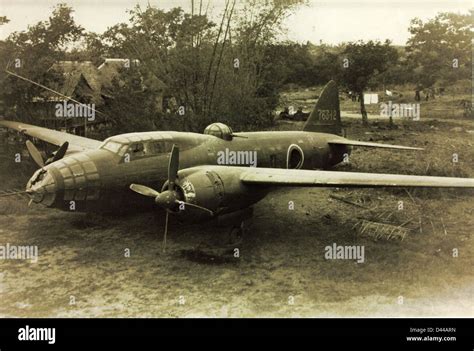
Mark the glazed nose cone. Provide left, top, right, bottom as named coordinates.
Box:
left=26, top=168, right=57, bottom=206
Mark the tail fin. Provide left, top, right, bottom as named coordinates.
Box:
left=303, top=80, right=342, bottom=135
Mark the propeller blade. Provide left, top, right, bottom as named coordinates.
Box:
left=0, top=191, right=27, bottom=197
left=168, top=144, right=179, bottom=189
left=179, top=201, right=214, bottom=216
left=163, top=211, right=169, bottom=253
left=26, top=140, right=44, bottom=168
left=129, top=184, right=160, bottom=198
left=51, top=141, right=69, bottom=163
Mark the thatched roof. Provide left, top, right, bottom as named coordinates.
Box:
left=48, top=61, right=102, bottom=104
left=45, top=59, right=167, bottom=105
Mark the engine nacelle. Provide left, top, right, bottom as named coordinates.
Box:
left=166, top=167, right=268, bottom=221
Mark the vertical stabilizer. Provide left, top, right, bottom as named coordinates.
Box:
left=303, top=80, right=342, bottom=135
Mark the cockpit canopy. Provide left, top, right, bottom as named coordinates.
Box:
left=203, top=123, right=234, bottom=141
left=99, top=132, right=175, bottom=161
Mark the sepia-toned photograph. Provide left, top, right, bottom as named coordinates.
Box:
left=0, top=0, right=472, bottom=327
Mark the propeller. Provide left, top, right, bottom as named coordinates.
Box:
left=129, top=144, right=214, bottom=252
left=26, top=140, right=45, bottom=168
left=26, top=140, right=69, bottom=168
left=168, top=145, right=179, bottom=189
left=127, top=184, right=160, bottom=198
left=48, top=141, right=69, bottom=164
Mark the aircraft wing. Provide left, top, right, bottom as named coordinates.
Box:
left=0, top=120, right=102, bottom=153
left=329, top=139, right=423, bottom=151
left=238, top=167, right=474, bottom=188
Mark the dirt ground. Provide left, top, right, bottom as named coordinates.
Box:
left=0, top=117, right=473, bottom=317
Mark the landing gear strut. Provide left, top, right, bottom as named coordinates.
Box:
left=181, top=208, right=253, bottom=262
left=184, top=221, right=246, bottom=263
left=227, top=221, right=245, bottom=246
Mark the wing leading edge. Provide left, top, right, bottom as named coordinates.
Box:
left=0, top=120, right=102, bottom=153
left=328, top=139, right=423, bottom=151
left=238, top=167, right=474, bottom=188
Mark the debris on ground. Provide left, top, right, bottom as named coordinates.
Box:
left=352, top=219, right=411, bottom=241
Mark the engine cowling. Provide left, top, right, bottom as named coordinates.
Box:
left=164, top=167, right=268, bottom=221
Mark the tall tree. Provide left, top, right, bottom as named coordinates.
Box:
left=93, top=1, right=303, bottom=132
left=406, top=11, right=472, bottom=88
left=339, top=40, right=398, bottom=125
left=1, top=4, right=84, bottom=121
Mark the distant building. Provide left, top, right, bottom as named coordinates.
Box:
left=30, top=61, right=105, bottom=136
left=47, top=61, right=103, bottom=104
left=28, top=59, right=167, bottom=137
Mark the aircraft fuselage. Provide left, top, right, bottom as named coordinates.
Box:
left=27, top=130, right=350, bottom=213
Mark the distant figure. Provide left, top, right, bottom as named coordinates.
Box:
left=279, top=107, right=290, bottom=120
left=461, top=100, right=471, bottom=118
left=415, top=85, right=421, bottom=101
left=293, top=107, right=308, bottom=121
left=423, top=88, right=430, bottom=101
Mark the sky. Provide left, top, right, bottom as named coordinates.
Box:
left=0, top=0, right=472, bottom=45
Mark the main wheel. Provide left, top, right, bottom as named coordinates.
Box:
left=228, top=223, right=244, bottom=246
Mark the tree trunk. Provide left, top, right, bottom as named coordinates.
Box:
left=360, top=92, right=368, bottom=126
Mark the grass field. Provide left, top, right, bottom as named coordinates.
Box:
left=0, top=107, right=473, bottom=317
left=278, top=81, right=471, bottom=120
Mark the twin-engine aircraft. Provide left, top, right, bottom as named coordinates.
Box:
left=1, top=81, right=473, bottom=246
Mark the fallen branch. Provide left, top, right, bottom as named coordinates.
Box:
left=330, top=194, right=368, bottom=209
